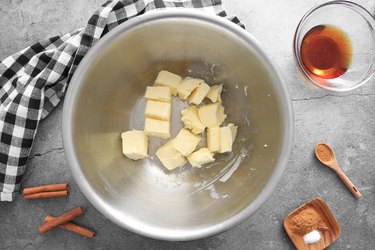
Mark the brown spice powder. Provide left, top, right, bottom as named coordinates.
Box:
left=289, top=208, right=321, bottom=235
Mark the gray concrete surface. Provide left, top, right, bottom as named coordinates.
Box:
left=1, top=0, right=375, bottom=249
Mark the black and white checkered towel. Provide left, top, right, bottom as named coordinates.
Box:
left=0, top=0, right=244, bottom=201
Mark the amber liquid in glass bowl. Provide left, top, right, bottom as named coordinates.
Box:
left=300, top=25, right=352, bottom=79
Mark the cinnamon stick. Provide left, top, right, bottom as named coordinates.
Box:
left=44, top=215, right=95, bottom=238
left=24, top=190, right=68, bottom=199
left=23, top=183, right=69, bottom=195
left=39, top=206, right=84, bottom=233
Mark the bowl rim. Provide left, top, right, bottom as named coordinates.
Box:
left=62, top=9, right=294, bottom=241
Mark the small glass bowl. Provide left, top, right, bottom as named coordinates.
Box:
left=293, top=1, right=375, bottom=91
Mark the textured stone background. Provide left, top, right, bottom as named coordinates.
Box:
left=1, top=0, right=375, bottom=249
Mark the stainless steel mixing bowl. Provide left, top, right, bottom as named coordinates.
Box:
left=62, top=10, right=293, bottom=241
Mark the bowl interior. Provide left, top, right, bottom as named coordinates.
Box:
left=65, top=12, right=291, bottom=240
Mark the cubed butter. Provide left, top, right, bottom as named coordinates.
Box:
left=189, top=82, right=210, bottom=105
left=181, top=105, right=206, bottom=134
left=187, top=148, right=215, bottom=168
left=145, top=86, right=171, bottom=103
left=156, top=140, right=186, bottom=170
left=173, top=128, right=201, bottom=156
left=219, top=126, right=233, bottom=153
left=154, top=70, right=182, bottom=96
left=198, top=102, right=227, bottom=128
left=121, top=130, right=148, bottom=160
left=145, top=100, right=171, bottom=121
left=144, top=118, right=170, bottom=139
left=206, top=84, right=223, bottom=102
left=207, top=127, right=220, bottom=152
left=177, top=77, right=202, bottom=100
left=217, top=104, right=227, bottom=126
left=227, top=123, right=238, bottom=143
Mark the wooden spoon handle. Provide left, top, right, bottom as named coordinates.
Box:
left=336, top=168, right=362, bottom=198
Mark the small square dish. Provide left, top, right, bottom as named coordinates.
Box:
left=284, top=198, right=341, bottom=250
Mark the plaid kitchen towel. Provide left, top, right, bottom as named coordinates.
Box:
left=0, top=0, right=244, bottom=201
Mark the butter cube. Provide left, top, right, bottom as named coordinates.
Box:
left=145, top=100, right=171, bottom=121
left=177, top=77, right=202, bottom=100
left=173, top=128, right=201, bottom=156
left=189, top=82, right=210, bottom=105
left=156, top=140, right=186, bottom=170
left=154, top=70, right=182, bottom=96
left=227, top=123, right=238, bottom=143
left=144, top=118, right=170, bottom=139
left=219, top=126, right=233, bottom=153
left=121, top=130, right=148, bottom=160
left=181, top=105, right=206, bottom=134
left=206, top=84, right=223, bottom=102
left=207, top=127, right=220, bottom=152
left=217, top=104, right=227, bottom=126
left=145, top=86, right=171, bottom=103
left=208, top=124, right=238, bottom=153
left=198, top=102, right=227, bottom=128
left=188, top=148, right=215, bottom=168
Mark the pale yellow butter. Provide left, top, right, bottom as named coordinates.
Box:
left=206, top=84, right=223, bottom=102
left=189, top=82, right=210, bottom=105
left=217, top=104, right=227, bottom=126
left=198, top=102, right=227, bottom=128
left=181, top=105, right=206, bottom=134
left=219, top=123, right=238, bottom=153
left=173, top=128, right=201, bottom=156
left=121, top=130, right=148, bottom=160
left=144, top=118, right=170, bottom=139
left=154, top=70, right=182, bottom=96
left=177, top=77, right=202, bottom=100
left=208, top=124, right=238, bottom=153
left=156, top=140, right=186, bottom=170
left=207, top=127, right=220, bottom=152
left=227, top=123, right=238, bottom=143
left=187, top=148, right=215, bottom=168
left=219, top=126, right=233, bottom=153
left=145, top=100, right=171, bottom=121
left=145, top=86, right=171, bottom=103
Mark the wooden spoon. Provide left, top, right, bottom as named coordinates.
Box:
left=315, top=143, right=361, bottom=198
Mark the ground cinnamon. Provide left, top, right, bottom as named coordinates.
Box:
left=289, top=208, right=321, bottom=235
left=44, top=215, right=95, bottom=238
left=39, top=206, right=84, bottom=233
